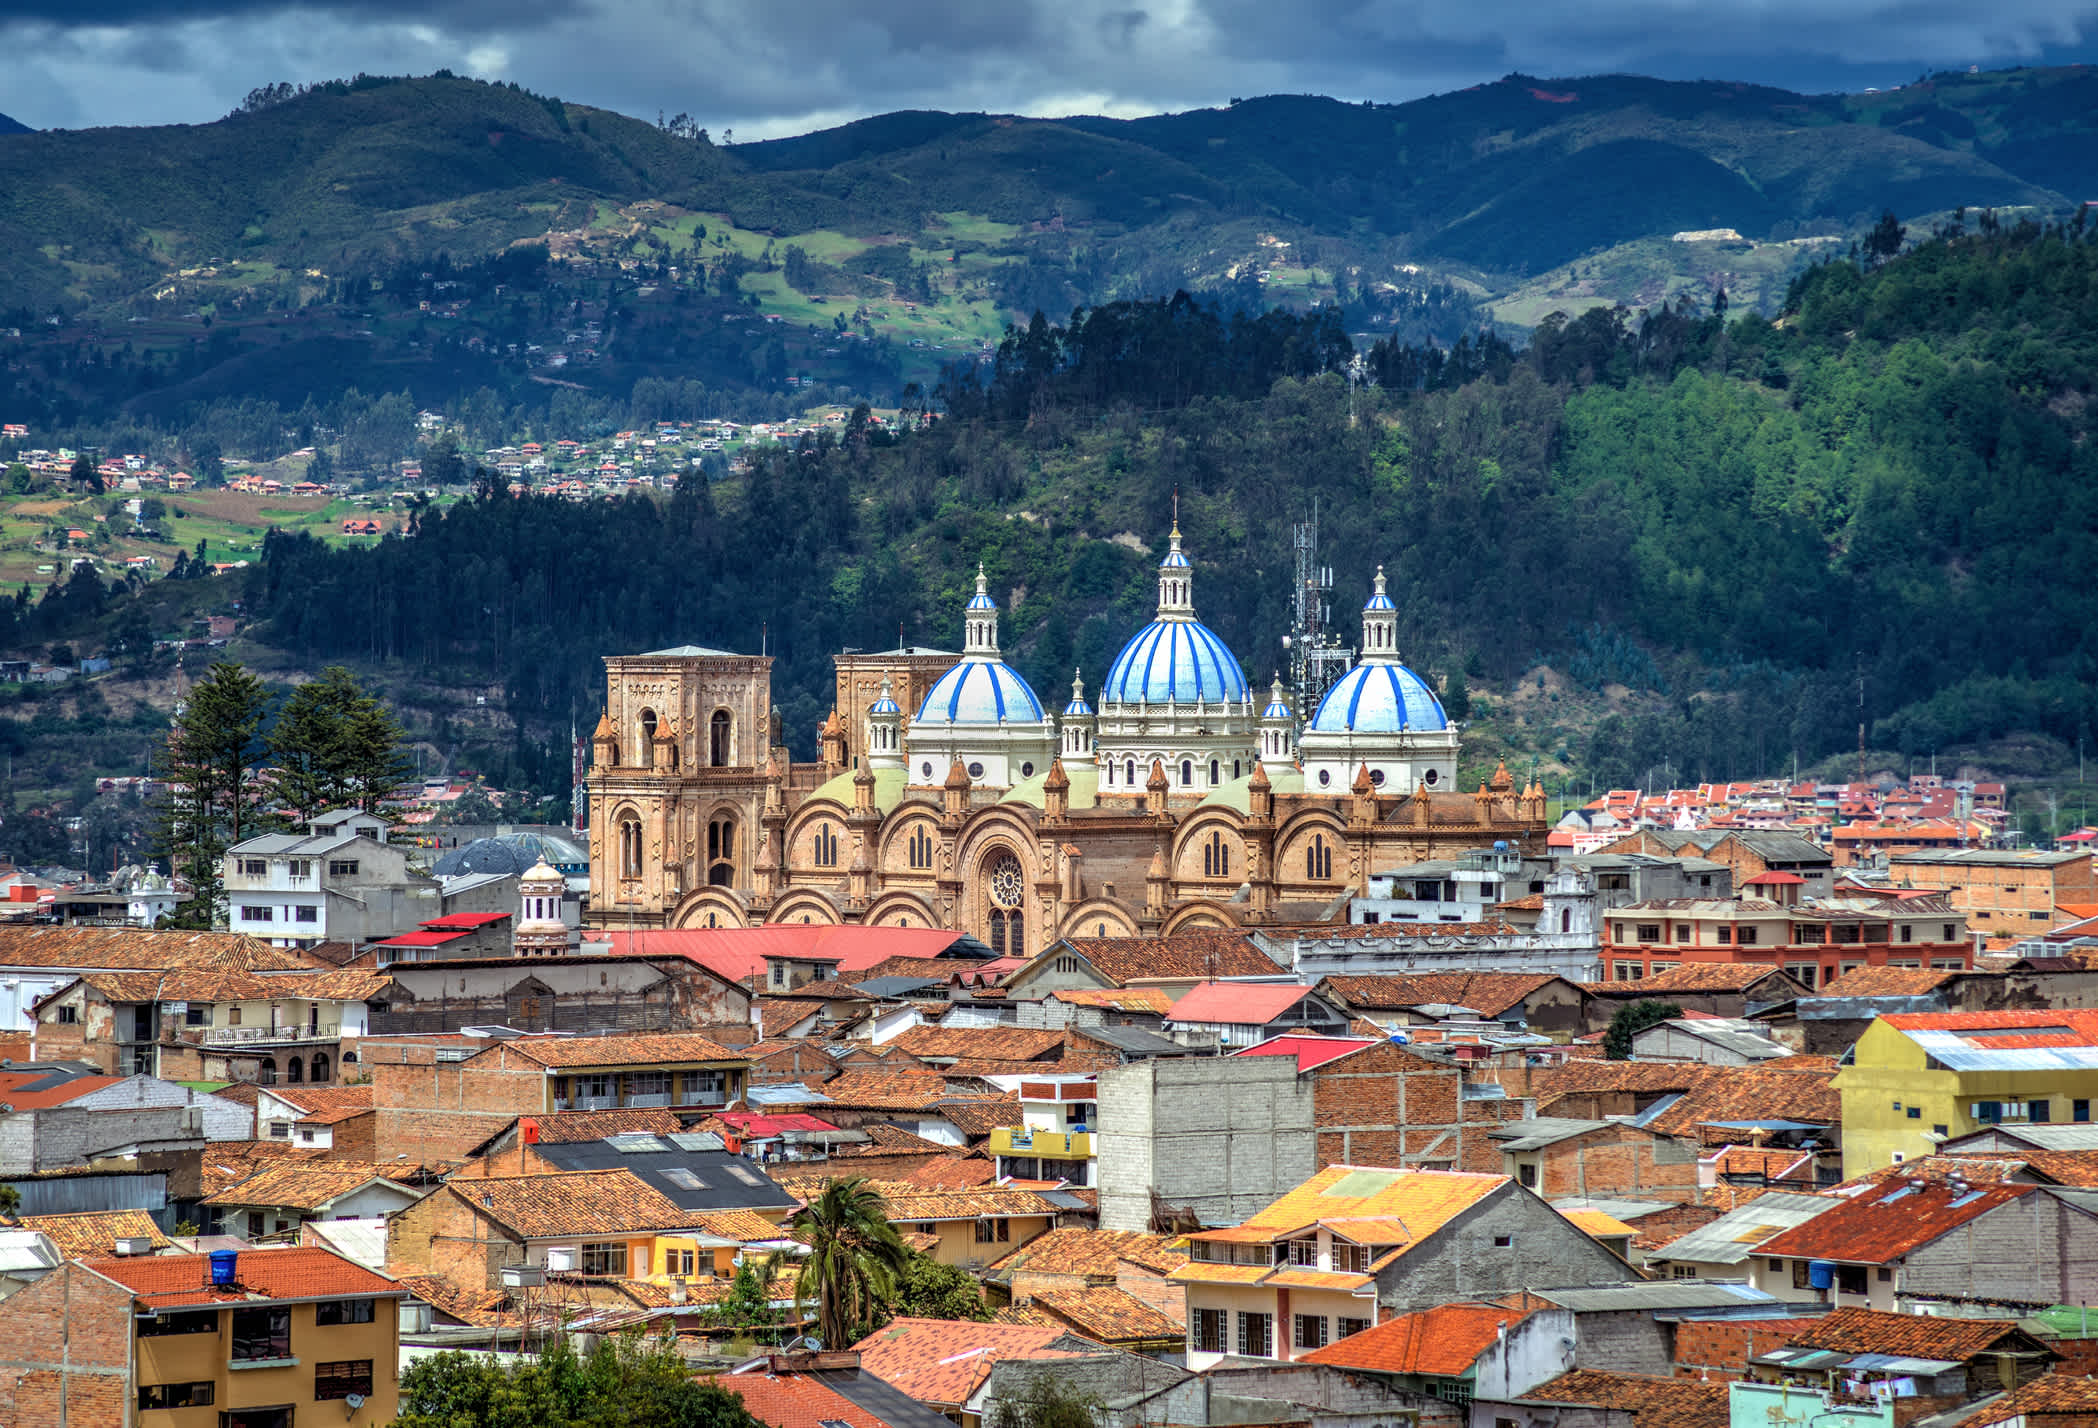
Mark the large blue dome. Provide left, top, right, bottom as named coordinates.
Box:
left=915, top=659, right=1047, bottom=725
left=1102, top=620, right=1250, bottom=705
left=1309, top=662, right=1448, bottom=733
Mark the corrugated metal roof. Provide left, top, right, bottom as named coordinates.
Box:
left=1532, top=1280, right=1779, bottom=1312
left=1647, top=1193, right=1840, bottom=1265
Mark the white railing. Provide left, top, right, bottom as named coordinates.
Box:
left=194, top=1024, right=339, bottom=1045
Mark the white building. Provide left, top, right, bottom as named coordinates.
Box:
left=223, top=810, right=439, bottom=948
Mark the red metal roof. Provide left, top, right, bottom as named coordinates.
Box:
left=595, top=926, right=973, bottom=985
left=371, top=929, right=471, bottom=948
left=422, top=912, right=510, bottom=929
left=715, top=1111, right=844, bottom=1137
left=1167, top=980, right=1316, bottom=1025
left=1231, top=1034, right=1381, bottom=1071
left=1744, top=872, right=1806, bottom=885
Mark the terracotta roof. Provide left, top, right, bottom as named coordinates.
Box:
left=875, top=1185, right=1064, bottom=1223
left=1967, top=1374, right=2098, bottom=1428
left=494, top=1032, right=747, bottom=1069
left=20, top=1209, right=172, bottom=1257
left=82, top=1246, right=402, bottom=1307
left=1048, top=987, right=1173, bottom=1014
left=1783, top=1307, right=2043, bottom=1360
left=453, top=1169, right=706, bottom=1239
left=1756, top=1179, right=2036, bottom=1263
left=1533, top=1061, right=1711, bottom=1099
left=887, top=1027, right=1075, bottom=1063
left=992, top=1303, right=1058, bottom=1327
left=985, top=1227, right=1188, bottom=1280
left=1814, top=966, right=1963, bottom=998
left=1592, top=964, right=1805, bottom=994
left=1516, top=1370, right=1730, bottom=1428
left=801, top=1070, right=953, bottom=1111
left=928, top=1095, right=1022, bottom=1137
left=1302, top=1301, right=1530, bottom=1375
left=849, top=1317, right=1090, bottom=1407
left=0, top=1069, right=122, bottom=1109
left=855, top=1124, right=952, bottom=1153
left=940, top=1054, right=1118, bottom=1080
left=1834, top=1155, right=2043, bottom=1191
left=513, top=1108, right=686, bottom=1144
left=1027, top=1285, right=1182, bottom=1341
left=691, top=1208, right=792, bottom=1243
left=1560, top=1208, right=1638, bottom=1240
left=718, top=1372, right=893, bottom=1428
left=199, top=1161, right=420, bottom=1211
left=1644, top=1065, right=1841, bottom=1139
left=895, top=1156, right=1002, bottom=1189
left=0, top=926, right=320, bottom=971
left=264, top=1084, right=374, bottom=1123
left=392, top=1271, right=511, bottom=1326
left=1319, top=973, right=1568, bottom=1018
left=1051, top=931, right=1282, bottom=986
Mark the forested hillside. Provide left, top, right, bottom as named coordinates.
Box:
left=209, top=219, right=2098, bottom=797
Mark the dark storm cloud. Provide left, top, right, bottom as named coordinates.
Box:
left=0, top=0, right=2094, bottom=134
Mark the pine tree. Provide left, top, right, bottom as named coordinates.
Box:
left=268, top=666, right=412, bottom=820
left=1442, top=667, right=1471, bottom=720
left=155, top=662, right=270, bottom=928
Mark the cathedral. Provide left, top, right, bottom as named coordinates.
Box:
left=584, top=524, right=1549, bottom=951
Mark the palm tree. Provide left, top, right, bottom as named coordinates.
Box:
left=771, top=1176, right=910, bottom=1348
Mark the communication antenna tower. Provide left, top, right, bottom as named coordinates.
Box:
left=1286, top=500, right=1352, bottom=719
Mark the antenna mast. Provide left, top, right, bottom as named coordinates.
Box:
left=1288, top=500, right=1351, bottom=717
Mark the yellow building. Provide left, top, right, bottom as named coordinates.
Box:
left=1833, top=1010, right=2098, bottom=1178
left=1, top=1245, right=404, bottom=1428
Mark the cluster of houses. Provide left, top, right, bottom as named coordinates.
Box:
left=11, top=825, right=2098, bottom=1427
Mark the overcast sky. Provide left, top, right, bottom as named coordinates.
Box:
left=2, top=0, right=2096, bottom=136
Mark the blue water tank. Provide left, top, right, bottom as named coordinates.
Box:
left=1807, top=1260, right=1835, bottom=1290
left=209, top=1250, right=238, bottom=1287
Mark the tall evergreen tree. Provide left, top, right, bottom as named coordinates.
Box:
left=155, top=662, right=269, bottom=928
left=267, top=666, right=412, bottom=819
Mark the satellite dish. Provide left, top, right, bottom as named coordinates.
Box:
left=345, top=1393, right=366, bottom=1410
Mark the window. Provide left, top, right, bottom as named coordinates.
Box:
left=711, top=709, right=732, bottom=766
left=54, top=1004, right=78, bottom=1024
left=1906, top=1107, right=1921, bottom=1120
left=1193, top=1307, right=1228, bottom=1354
left=314, top=1360, right=375, bottom=1401
left=1333, top=1242, right=1371, bottom=1273
left=1288, top=1239, right=1318, bottom=1266
left=239, top=905, right=274, bottom=922
left=1306, top=835, right=1332, bottom=881
left=908, top=825, right=934, bottom=870
left=1975, top=1100, right=2004, bottom=1123
left=1518, top=1162, right=1537, bottom=1189
left=975, top=1218, right=1011, bottom=1243
left=138, top=1383, right=215, bottom=1410
left=625, top=1071, right=670, bottom=1099
left=1900, top=924, right=1914, bottom=942
left=315, top=1298, right=375, bottom=1325
left=1237, top=1311, right=1273, bottom=1358
left=1670, top=1265, right=1697, bottom=1279
left=239, top=858, right=267, bottom=876
left=662, top=1168, right=705, bottom=1190
left=328, top=859, right=359, bottom=877
left=1294, top=1314, right=1329, bottom=1350
left=288, top=859, right=312, bottom=879
left=668, top=1248, right=696, bottom=1276
left=2032, top=1100, right=2053, bottom=1124
left=1737, top=927, right=1759, bottom=945
left=1203, top=831, right=1231, bottom=879
left=1635, top=924, right=1661, bottom=943
left=140, top=1309, right=218, bottom=1337
left=1934, top=1124, right=1948, bottom=1136
left=1210, top=759, right=1220, bottom=785
left=580, top=1241, right=628, bottom=1276
left=1792, top=1260, right=1812, bottom=1289
left=1767, top=1257, right=1785, bottom=1272
left=1492, top=1234, right=1514, bottom=1248
left=1675, top=924, right=1691, bottom=942
left=268, top=1120, right=291, bottom=1139
left=1836, top=1264, right=1867, bottom=1296
left=1181, top=759, right=1193, bottom=786
left=1876, top=1267, right=1893, bottom=1282
left=2077, top=1100, right=2091, bottom=1124
left=1716, top=926, right=1732, bottom=944
left=813, top=823, right=839, bottom=867
left=185, top=1005, right=209, bottom=1027
left=230, top=1306, right=291, bottom=1362
left=295, top=905, right=319, bottom=923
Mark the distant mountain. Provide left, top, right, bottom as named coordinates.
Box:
left=0, top=66, right=2091, bottom=315
left=0, top=113, right=29, bottom=136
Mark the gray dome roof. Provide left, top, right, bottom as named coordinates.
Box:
left=433, top=831, right=587, bottom=878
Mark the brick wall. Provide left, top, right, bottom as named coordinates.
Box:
left=326, top=1110, right=377, bottom=1161
left=1309, top=1041, right=1503, bottom=1172
left=370, top=1041, right=547, bottom=1161
left=1518, top=1126, right=1699, bottom=1203
left=1672, top=1317, right=1823, bottom=1379
left=0, top=1260, right=136, bottom=1427
left=386, top=1185, right=518, bottom=1287
left=747, top=1041, right=841, bottom=1087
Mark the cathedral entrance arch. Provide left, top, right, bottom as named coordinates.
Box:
left=671, top=888, right=749, bottom=930
left=1162, top=902, right=1240, bottom=934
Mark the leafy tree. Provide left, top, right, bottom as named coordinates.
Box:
left=4, top=462, right=31, bottom=494
left=1603, top=1000, right=1682, bottom=1060
left=1442, top=667, right=1471, bottom=720
left=768, top=1177, right=910, bottom=1349
left=70, top=452, right=102, bottom=493
left=1863, top=209, right=1906, bottom=266
left=989, top=1371, right=1105, bottom=1428
left=423, top=434, right=466, bottom=487
left=154, top=662, right=270, bottom=928
left=893, top=1252, right=991, bottom=1323
left=396, top=1331, right=765, bottom=1428
left=265, top=666, right=411, bottom=820
left=0, top=1184, right=18, bottom=1216
left=702, top=1257, right=785, bottom=1342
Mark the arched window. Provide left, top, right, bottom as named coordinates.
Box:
left=286, top=1056, right=303, bottom=1084
left=1234, top=760, right=1242, bottom=779
left=258, top=1058, right=277, bottom=1085
left=908, top=825, right=934, bottom=870
left=1125, top=759, right=1136, bottom=786
left=708, top=819, right=736, bottom=886
left=618, top=817, right=643, bottom=878
left=1209, top=759, right=1220, bottom=785
left=310, top=1052, right=330, bottom=1084
left=986, top=851, right=1026, bottom=959
left=640, top=708, right=657, bottom=753
left=1561, top=908, right=1572, bottom=934
left=1203, top=831, right=1231, bottom=879
left=1180, top=759, right=1193, bottom=786
left=1307, top=835, right=1333, bottom=881
left=711, top=709, right=732, bottom=766
left=813, top=824, right=839, bottom=868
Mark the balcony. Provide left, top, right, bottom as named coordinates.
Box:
left=193, top=1024, right=340, bottom=1046
left=989, top=1126, right=1092, bottom=1160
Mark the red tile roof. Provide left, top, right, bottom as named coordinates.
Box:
left=1756, top=1179, right=2036, bottom=1263
left=1302, top=1302, right=1530, bottom=1375
left=82, top=1246, right=403, bottom=1307
left=719, top=1373, right=894, bottom=1428
left=595, top=926, right=974, bottom=986
left=1782, top=1307, right=2047, bottom=1361
left=0, top=1070, right=123, bottom=1108
left=849, top=1318, right=1089, bottom=1405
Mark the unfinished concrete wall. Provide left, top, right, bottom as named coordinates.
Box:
left=1095, top=1057, right=1315, bottom=1233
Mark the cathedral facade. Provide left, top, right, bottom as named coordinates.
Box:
left=584, top=526, right=1549, bottom=951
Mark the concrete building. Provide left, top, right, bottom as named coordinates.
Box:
left=1602, top=892, right=1970, bottom=989
left=223, top=811, right=439, bottom=949
left=1094, top=1056, right=1315, bottom=1232
left=0, top=1069, right=251, bottom=1175
left=1889, top=849, right=2098, bottom=939
left=1254, top=873, right=1604, bottom=983
left=368, top=950, right=751, bottom=1036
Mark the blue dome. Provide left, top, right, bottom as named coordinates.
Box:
left=1262, top=695, right=1293, bottom=720
left=915, top=659, right=1047, bottom=725
left=1103, top=620, right=1249, bottom=705
left=870, top=692, right=902, bottom=715
left=1064, top=694, right=1094, bottom=716
left=1308, top=662, right=1448, bottom=733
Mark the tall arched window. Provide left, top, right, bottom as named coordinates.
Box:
left=813, top=824, right=839, bottom=868
left=986, top=851, right=1026, bottom=958
left=640, top=708, right=658, bottom=752
left=286, top=1056, right=304, bottom=1084
left=1180, top=759, right=1193, bottom=786
left=258, top=1057, right=277, bottom=1085
left=708, top=819, right=736, bottom=886
left=1125, top=759, right=1136, bottom=786
left=1306, top=834, right=1333, bottom=881
left=1203, top=831, right=1231, bottom=879
left=1209, top=759, right=1220, bottom=785
left=1561, top=907, right=1572, bottom=934
left=908, top=825, right=934, bottom=870
left=619, top=817, right=643, bottom=878
left=711, top=709, right=732, bottom=766
left=310, top=1052, right=330, bottom=1084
